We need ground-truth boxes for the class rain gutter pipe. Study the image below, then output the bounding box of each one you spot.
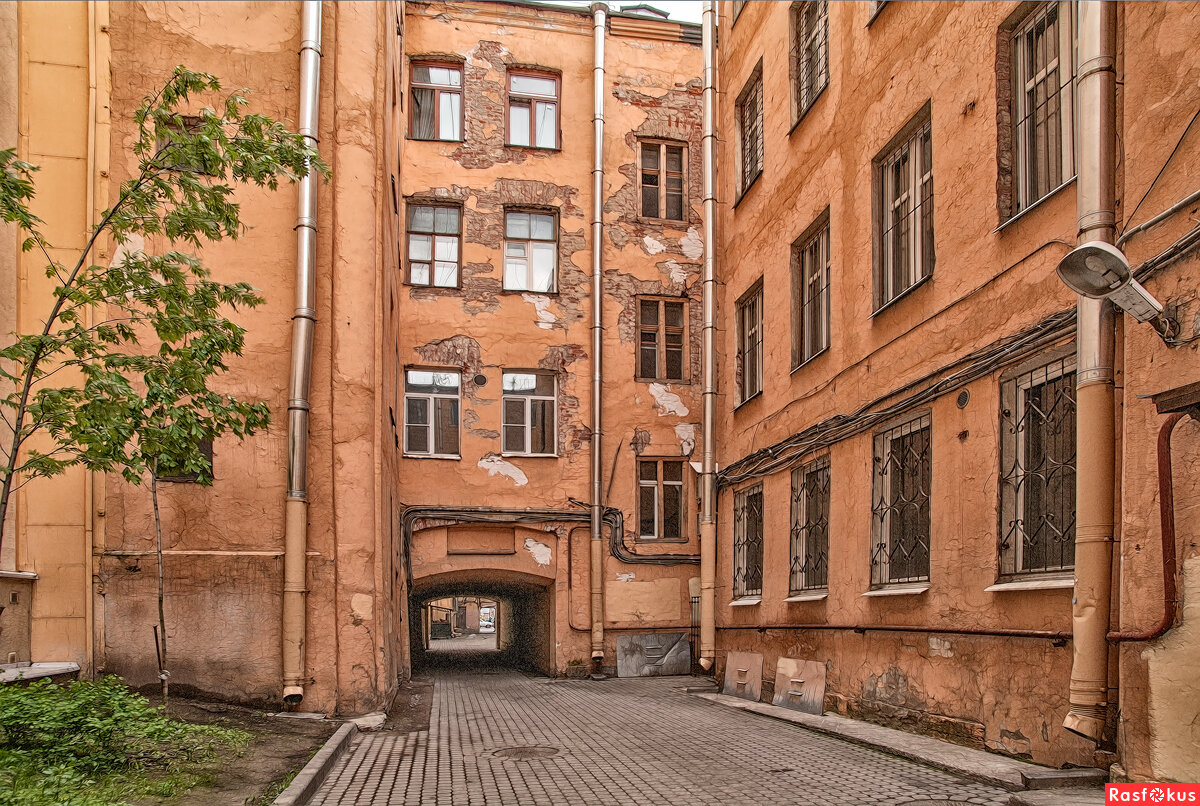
[1064,0,1117,742]
[282,0,322,706]
[589,1,608,668]
[698,0,718,672]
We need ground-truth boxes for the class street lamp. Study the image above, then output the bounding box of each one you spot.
[1056,241,1179,340]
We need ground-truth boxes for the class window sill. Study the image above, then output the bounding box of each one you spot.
[499,287,560,296]
[637,215,690,228]
[504,143,562,153]
[407,136,465,144]
[985,576,1073,593]
[870,271,933,318]
[636,377,692,386]
[405,282,461,291]
[403,453,461,461]
[730,596,762,607]
[787,85,828,137]
[635,537,691,544]
[993,176,1077,234]
[732,170,763,210]
[790,345,829,375]
[862,583,930,598]
[733,390,762,413]
[500,453,558,459]
[784,591,828,603]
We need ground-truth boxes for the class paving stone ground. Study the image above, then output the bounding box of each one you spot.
[308,670,1013,806]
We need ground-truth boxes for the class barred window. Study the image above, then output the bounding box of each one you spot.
[638,298,687,382]
[638,459,685,540]
[791,1,828,121]
[876,111,934,309]
[640,141,687,221]
[792,215,830,368]
[507,71,559,149]
[1012,2,1075,215]
[406,204,461,287]
[157,439,214,484]
[501,372,556,457]
[999,354,1077,576]
[404,370,461,457]
[871,412,931,586]
[733,485,764,598]
[790,456,829,593]
[736,282,763,404]
[736,62,764,194]
[410,63,463,142]
[504,210,557,292]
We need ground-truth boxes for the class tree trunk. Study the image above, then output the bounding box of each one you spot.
[152,466,168,711]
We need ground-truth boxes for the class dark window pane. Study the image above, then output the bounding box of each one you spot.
[639,461,658,482]
[665,345,683,380]
[406,425,428,453]
[503,425,525,453]
[640,300,659,326]
[642,144,660,170]
[666,146,683,173]
[503,398,525,426]
[663,462,683,482]
[663,483,682,539]
[434,398,459,455]
[642,184,660,218]
[639,484,657,537]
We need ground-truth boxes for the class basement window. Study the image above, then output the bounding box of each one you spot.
[404,369,460,458]
[501,371,557,457]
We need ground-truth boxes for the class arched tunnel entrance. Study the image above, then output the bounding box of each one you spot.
[409,571,555,675]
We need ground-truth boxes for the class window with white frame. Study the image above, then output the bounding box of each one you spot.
[736,282,763,403]
[501,371,556,456]
[1011,1,1075,215]
[792,214,830,368]
[870,412,931,586]
[406,204,461,287]
[507,71,559,149]
[791,1,828,121]
[638,459,685,540]
[503,210,557,292]
[640,141,687,221]
[790,456,830,593]
[404,370,461,457]
[410,62,463,141]
[876,111,934,309]
[733,484,764,598]
[638,297,687,382]
[999,352,1077,577]
[736,61,764,195]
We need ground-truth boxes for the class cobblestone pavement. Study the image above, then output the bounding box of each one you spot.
[309,670,1013,806]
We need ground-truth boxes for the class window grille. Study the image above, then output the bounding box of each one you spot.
[640,141,687,221]
[791,1,828,120]
[790,456,830,593]
[1012,1,1074,214]
[406,204,461,287]
[638,298,687,382]
[410,63,463,141]
[639,459,685,540]
[736,283,763,403]
[999,354,1077,576]
[404,370,461,457]
[792,218,830,368]
[871,412,931,586]
[736,64,764,193]
[877,115,934,308]
[504,210,557,292]
[501,372,557,456]
[733,485,764,598]
[507,72,559,149]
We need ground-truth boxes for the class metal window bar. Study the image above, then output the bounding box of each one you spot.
[738,71,763,190]
[999,357,1077,576]
[795,224,830,367]
[871,413,931,586]
[1013,2,1074,213]
[737,289,763,401]
[689,595,701,671]
[733,485,764,597]
[793,1,828,118]
[878,120,934,307]
[790,456,830,593]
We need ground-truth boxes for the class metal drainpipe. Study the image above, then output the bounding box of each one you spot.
[589,1,607,667]
[282,0,322,706]
[698,0,718,672]
[1064,0,1117,742]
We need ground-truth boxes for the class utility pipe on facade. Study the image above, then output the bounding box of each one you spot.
[1064,0,1117,742]
[698,0,718,673]
[588,1,608,668]
[282,0,322,707]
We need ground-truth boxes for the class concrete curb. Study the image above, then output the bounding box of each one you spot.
[693,692,1105,792]
[272,722,358,806]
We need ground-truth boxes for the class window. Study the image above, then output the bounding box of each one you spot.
[791,1,828,121]
[410,63,463,141]
[790,456,829,593]
[406,204,461,287]
[156,439,214,483]
[1011,2,1074,214]
[870,412,931,586]
[736,62,764,195]
[733,485,764,598]
[736,282,763,403]
[502,372,556,456]
[507,71,559,149]
[638,298,687,382]
[638,459,686,540]
[876,111,934,309]
[404,369,460,457]
[999,353,1077,577]
[156,115,218,175]
[503,210,557,292]
[791,215,830,368]
[640,141,686,221]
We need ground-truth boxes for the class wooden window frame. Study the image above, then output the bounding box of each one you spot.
[789,1,829,126]
[735,280,764,406]
[791,210,831,370]
[636,296,690,384]
[404,202,463,288]
[735,60,765,200]
[505,69,561,150]
[408,60,464,142]
[403,367,462,459]
[873,105,935,312]
[637,458,688,542]
[638,139,688,223]
[502,208,559,293]
[501,370,558,457]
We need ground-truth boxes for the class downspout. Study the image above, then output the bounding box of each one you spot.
[698,0,718,672]
[1064,0,1117,742]
[282,0,322,706]
[588,1,607,668]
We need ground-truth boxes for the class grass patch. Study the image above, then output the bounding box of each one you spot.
[0,676,249,806]
[243,769,298,806]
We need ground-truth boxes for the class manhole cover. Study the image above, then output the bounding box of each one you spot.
[492,746,560,760]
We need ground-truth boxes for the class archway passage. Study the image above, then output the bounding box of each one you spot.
[409,570,555,675]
